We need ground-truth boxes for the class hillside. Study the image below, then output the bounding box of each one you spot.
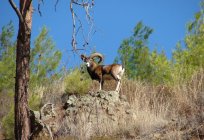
[28,70,204,140]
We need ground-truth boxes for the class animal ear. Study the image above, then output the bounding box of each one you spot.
[81,54,86,61]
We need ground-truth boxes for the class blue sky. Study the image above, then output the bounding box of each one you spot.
[0,0,201,68]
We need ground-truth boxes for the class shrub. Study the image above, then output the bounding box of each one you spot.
[29,93,41,110]
[1,91,41,139]
[2,105,14,140]
[0,90,13,120]
[64,68,91,95]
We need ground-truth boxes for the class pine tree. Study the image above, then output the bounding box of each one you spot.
[30,26,62,88]
[115,21,153,80]
[172,2,204,82]
[0,22,16,92]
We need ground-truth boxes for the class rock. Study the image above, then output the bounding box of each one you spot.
[66,95,77,106]
[30,90,133,140]
[107,106,115,115]
[98,91,106,99]
[120,94,128,101]
[153,133,163,139]
[30,110,40,120]
[125,109,133,114]
[198,125,204,138]
[126,129,137,139]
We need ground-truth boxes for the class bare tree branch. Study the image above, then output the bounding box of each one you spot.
[75,14,89,46]
[72,1,86,6]
[70,0,95,52]
[55,0,60,11]
[38,0,44,16]
[8,0,24,23]
[70,0,77,50]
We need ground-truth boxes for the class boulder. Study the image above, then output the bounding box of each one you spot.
[30,91,134,140]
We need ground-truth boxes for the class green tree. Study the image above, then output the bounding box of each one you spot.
[172,2,204,82]
[0,24,62,139]
[115,21,172,84]
[7,0,95,138]
[184,4,204,68]
[150,50,172,84]
[0,24,62,92]
[30,26,62,88]
[0,22,16,92]
[115,21,153,80]
[0,21,14,59]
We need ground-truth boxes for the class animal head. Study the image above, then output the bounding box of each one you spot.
[81,53,103,67]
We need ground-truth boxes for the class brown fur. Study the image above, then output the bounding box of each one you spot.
[81,54,124,91]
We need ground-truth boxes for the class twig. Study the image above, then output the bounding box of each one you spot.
[70,0,77,51]
[45,125,53,140]
[74,14,89,46]
[70,0,95,52]
[55,0,59,11]
[38,0,44,16]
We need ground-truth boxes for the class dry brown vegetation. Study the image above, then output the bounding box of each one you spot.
[119,69,204,139]
[34,69,204,140]
[0,69,204,140]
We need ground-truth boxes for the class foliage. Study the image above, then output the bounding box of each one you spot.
[0,24,62,139]
[115,21,171,84]
[1,2,204,139]
[2,105,14,140]
[0,91,13,120]
[116,4,204,84]
[0,21,14,59]
[149,50,172,84]
[30,26,62,88]
[0,22,15,140]
[0,22,16,91]
[64,68,91,95]
[115,21,153,79]
[172,2,204,83]
[1,92,41,140]
[29,93,42,110]
[0,24,62,91]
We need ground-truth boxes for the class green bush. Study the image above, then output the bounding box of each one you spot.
[1,92,41,140]
[2,105,14,140]
[64,68,91,95]
[29,93,41,110]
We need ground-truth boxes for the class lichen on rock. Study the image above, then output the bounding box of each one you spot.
[30,90,134,140]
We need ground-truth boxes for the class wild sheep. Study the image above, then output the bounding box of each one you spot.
[81,53,125,92]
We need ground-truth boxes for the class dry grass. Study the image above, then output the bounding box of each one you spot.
[118,69,204,139]
[37,80,66,106]
[119,78,171,136]
[36,69,204,139]
[1,69,203,140]
[64,69,203,139]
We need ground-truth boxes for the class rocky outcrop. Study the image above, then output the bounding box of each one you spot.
[30,91,134,140]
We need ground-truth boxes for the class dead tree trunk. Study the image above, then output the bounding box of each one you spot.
[9,0,33,139]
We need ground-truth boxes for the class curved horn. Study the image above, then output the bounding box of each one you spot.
[90,53,103,63]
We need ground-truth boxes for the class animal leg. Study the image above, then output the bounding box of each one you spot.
[99,81,102,90]
[118,80,123,92]
[101,80,104,90]
[111,72,121,92]
[112,70,124,92]
[116,80,121,92]
[99,75,103,91]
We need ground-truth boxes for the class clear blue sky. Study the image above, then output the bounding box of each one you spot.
[0,0,201,68]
